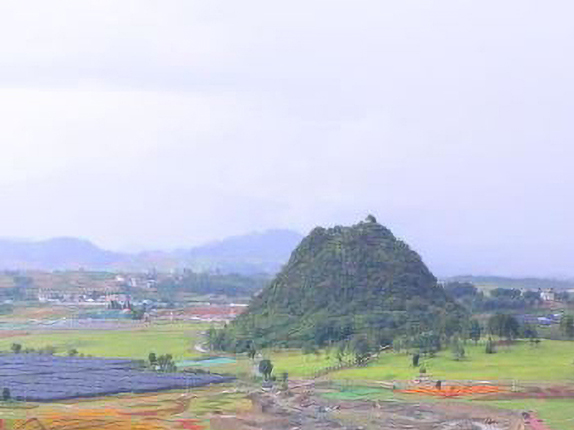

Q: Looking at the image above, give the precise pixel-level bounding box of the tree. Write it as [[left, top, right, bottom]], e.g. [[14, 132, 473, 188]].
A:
[[443, 282, 478, 299], [148, 352, 157, 366], [560, 315, 574, 339], [485, 337, 496, 354], [13, 275, 33, 290], [158, 354, 176, 372], [365, 214, 377, 223], [149, 353, 176, 372], [488, 314, 520, 341], [280, 372, 289, 390], [259, 359, 274, 381], [302, 343, 318, 355], [469, 320, 482, 344], [450, 337, 465, 361], [2, 388, 10, 401], [412, 353, 420, 367], [206, 327, 219, 350], [414, 332, 441, 356], [67, 348, 79, 357], [350, 336, 372, 365], [523, 290, 541, 303], [10, 343, 22, 354], [131, 308, 145, 320], [490, 288, 522, 300], [522, 324, 538, 341], [335, 343, 346, 364]]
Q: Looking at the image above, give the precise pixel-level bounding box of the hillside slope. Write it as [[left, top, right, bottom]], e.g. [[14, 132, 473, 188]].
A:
[[217, 217, 463, 350]]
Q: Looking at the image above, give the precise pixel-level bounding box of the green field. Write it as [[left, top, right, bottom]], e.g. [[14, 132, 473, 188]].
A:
[[4, 327, 572, 384], [0, 322, 209, 361], [478, 399, 574, 430], [268, 349, 341, 377], [2, 322, 574, 430], [208, 349, 351, 378], [209, 339, 574, 382], [327, 340, 574, 382]]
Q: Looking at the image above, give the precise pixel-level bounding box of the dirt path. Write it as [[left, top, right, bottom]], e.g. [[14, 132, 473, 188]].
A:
[[209, 381, 523, 430], [194, 343, 207, 353]]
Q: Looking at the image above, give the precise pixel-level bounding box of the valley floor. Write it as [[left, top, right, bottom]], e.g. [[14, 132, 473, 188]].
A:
[[1, 309, 573, 430]]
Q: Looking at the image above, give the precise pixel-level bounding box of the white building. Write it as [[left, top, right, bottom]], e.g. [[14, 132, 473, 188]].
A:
[[540, 288, 555, 301]]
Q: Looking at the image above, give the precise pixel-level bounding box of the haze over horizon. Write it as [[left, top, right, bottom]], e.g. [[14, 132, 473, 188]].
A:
[[1, 1, 573, 278]]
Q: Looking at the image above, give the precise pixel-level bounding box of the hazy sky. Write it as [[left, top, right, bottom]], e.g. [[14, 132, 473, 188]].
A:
[[1, 1, 573, 277]]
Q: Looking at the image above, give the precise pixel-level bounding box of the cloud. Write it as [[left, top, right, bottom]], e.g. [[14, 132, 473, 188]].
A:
[[0, 0, 573, 276]]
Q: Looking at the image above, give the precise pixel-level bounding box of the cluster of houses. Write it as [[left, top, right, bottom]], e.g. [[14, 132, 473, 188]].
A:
[[539, 288, 556, 302], [156, 303, 248, 323], [36, 273, 159, 305], [114, 275, 157, 289], [37, 289, 131, 305]]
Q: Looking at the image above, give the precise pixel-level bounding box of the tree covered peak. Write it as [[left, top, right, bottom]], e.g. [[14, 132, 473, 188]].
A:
[[215, 218, 463, 351]]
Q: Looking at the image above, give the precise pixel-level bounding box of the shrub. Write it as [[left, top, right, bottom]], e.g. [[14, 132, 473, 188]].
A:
[[485, 337, 496, 354], [412, 353, 420, 367]]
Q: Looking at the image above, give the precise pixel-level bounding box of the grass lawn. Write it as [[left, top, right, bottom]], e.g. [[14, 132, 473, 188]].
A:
[[212, 339, 574, 382], [208, 349, 343, 378], [326, 340, 574, 382], [0, 322, 210, 361], [320, 383, 399, 401], [267, 349, 341, 378]]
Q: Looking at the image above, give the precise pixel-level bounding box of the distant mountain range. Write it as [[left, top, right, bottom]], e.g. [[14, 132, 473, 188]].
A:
[[443, 275, 574, 290], [0, 229, 304, 274]]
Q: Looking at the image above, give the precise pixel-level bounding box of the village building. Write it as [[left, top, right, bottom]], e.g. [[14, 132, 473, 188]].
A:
[[540, 288, 556, 302]]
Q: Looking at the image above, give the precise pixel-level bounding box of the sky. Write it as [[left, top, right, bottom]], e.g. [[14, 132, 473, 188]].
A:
[[0, 0, 573, 277]]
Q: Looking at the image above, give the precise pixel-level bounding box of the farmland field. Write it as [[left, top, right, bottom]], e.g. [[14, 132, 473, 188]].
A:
[[0, 384, 249, 430], [318, 383, 574, 430], [206, 349, 347, 378], [326, 340, 574, 382], [1, 314, 573, 430], [266, 349, 341, 377], [209, 339, 574, 382], [0, 354, 232, 401], [209, 339, 574, 383], [0, 322, 210, 361]]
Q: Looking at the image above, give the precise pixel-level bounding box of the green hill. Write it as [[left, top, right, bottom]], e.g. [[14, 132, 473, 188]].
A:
[[214, 216, 464, 351]]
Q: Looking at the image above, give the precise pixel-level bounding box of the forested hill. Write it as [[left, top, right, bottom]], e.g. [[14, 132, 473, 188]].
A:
[[214, 216, 464, 351]]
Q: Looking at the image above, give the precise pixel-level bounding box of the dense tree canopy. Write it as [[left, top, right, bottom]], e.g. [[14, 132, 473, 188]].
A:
[[488, 313, 520, 340], [213, 219, 465, 351], [155, 271, 268, 297]]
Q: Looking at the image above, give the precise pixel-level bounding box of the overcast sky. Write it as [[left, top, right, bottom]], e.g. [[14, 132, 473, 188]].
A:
[[0, 1, 573, 277]]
